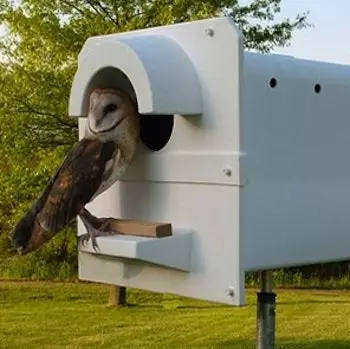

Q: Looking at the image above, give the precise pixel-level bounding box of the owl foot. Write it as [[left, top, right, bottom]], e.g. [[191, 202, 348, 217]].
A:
[[78, 208, 118, 252]]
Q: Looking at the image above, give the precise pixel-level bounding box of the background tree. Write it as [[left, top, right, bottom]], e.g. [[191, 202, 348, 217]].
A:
[[0, 0, 311, 278]]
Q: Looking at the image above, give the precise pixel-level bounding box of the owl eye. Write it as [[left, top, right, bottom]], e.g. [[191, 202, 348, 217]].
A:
[[103, 104, 118, 114]]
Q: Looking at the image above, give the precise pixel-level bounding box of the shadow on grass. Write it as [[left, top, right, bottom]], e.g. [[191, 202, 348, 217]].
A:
[[175, 304, 229, 309], [117, 303, 164, 309], [122, 303, 236, 310], [215, 340, 350, 348], [277, 299, 350, 305]]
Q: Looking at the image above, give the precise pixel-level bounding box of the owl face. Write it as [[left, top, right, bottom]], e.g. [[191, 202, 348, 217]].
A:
[[87, 88, 134, 136]]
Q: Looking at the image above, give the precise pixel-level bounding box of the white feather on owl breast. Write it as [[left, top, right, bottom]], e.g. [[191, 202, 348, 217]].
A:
[[86, 107, 140, 202], [91, 147, 130, 200]]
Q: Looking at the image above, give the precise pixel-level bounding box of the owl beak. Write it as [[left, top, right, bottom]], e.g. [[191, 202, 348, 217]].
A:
[[89, 113, 128, 135], [113, 113, 128, 129]]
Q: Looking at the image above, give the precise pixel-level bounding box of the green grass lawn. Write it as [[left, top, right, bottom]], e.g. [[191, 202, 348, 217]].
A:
[[0, 282, 349, 349]]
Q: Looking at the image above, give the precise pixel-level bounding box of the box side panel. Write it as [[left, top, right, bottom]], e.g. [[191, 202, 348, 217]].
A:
[[242, 52, 350, 270]]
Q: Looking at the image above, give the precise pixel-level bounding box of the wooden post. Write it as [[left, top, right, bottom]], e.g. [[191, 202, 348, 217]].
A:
[[108, 285, 127, 307]]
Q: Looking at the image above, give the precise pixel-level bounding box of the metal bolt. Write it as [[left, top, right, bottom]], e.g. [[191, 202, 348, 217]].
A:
[[223, 167, 232, 177], [226, 287, 235, 297], [205, 27, 215, 37]]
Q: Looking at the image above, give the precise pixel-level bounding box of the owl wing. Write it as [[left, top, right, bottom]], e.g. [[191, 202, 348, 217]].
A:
[[36, 137, 117, 233]]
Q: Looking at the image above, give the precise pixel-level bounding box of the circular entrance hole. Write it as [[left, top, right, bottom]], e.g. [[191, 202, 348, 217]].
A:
[[140, 114, 174, 151]]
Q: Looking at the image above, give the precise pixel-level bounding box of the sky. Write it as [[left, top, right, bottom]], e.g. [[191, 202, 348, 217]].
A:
[[271, 0, 350, 64], [0, 1, 349, 65]]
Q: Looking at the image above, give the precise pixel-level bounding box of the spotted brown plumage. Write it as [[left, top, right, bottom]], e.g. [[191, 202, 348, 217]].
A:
[[10, 88, 140, 255]]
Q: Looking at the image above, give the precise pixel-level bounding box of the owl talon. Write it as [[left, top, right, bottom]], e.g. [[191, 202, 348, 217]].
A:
[[78, 209, 121, 252], [79, 233, 92, 247], [79, 228, 100, 251], [91, 236, 99, 252], [79, 229, 118, 251]]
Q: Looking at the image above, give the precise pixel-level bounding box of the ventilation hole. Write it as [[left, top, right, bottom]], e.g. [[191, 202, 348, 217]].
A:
[[140, 114, 174, 151], [269, 78, 277, 88], [314, 84, 322, 94]]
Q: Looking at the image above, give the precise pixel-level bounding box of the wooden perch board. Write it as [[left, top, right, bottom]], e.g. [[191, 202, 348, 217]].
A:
[[102, 218, 172, 238]]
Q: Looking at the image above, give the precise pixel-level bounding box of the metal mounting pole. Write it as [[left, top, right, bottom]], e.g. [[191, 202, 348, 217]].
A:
[[256, 270, 276, 349]]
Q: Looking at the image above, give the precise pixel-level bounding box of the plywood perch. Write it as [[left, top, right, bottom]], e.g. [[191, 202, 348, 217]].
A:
[[103, 219, 172, 238], [84, 215, 173, 238]]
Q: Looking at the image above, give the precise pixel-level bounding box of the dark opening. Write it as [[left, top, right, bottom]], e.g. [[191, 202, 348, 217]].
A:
[[314, 83, 322, 94], [140, 114, 174, 151], [86, 67, 174, 151], [269, 78, 277, 88]]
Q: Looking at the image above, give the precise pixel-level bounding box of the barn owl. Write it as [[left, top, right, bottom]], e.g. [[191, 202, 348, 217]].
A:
[[10, 88, 140, 255]]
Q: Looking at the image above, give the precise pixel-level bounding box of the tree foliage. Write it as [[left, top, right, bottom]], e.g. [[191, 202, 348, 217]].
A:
[[0, 0, 309, 277]]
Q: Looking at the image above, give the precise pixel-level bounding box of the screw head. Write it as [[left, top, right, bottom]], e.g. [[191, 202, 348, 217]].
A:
[[223, 167, 232, 177], [205, 28, 215, 37], [225, 287, 235, 297]]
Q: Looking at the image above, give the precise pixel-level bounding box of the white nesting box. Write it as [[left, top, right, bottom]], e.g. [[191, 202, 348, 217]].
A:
[[69, 17, 350, 306]]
